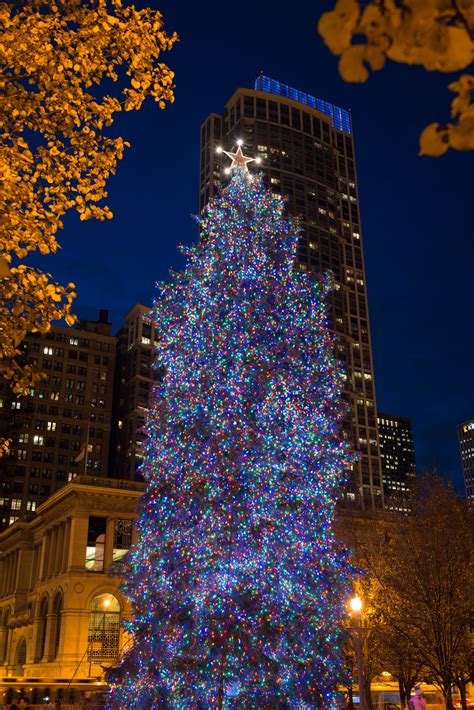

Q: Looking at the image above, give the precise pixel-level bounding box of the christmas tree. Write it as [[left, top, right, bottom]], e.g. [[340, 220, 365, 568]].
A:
[[108, 156, 353, 709]]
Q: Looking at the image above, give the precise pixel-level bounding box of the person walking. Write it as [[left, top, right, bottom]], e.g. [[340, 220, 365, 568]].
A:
[[410, 687, 427, 710]]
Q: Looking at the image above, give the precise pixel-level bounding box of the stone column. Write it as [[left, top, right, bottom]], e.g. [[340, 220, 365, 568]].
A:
[[40, 531, 51, 580], [67, 514, 89, 571], [61, 518, 71, 573], [48, 526, 58, 577]]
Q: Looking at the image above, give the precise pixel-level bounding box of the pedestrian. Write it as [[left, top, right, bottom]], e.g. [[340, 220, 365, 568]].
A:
[[410, 687, 427, 710], [18, 698, 31, 710]]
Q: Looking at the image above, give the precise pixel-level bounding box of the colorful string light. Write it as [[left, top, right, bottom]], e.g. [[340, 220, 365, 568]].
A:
[[107, 170, 353, 709]]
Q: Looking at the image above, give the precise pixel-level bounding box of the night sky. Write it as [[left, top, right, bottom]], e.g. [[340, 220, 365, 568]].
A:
[[40, 0, 472, 491]]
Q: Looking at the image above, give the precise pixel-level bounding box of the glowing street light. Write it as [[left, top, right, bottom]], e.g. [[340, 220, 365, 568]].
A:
[[350, 595, 362, 613], [349, 595, 366, 710]]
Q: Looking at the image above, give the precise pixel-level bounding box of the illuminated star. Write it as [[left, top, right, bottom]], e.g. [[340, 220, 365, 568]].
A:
[[222, 146, 256, 172]]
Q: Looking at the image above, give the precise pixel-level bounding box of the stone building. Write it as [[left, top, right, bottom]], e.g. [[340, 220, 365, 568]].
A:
[[0, 476, 144, 706]]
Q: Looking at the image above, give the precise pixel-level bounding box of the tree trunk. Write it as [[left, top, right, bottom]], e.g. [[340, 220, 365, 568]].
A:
[[347, 683, 354, 710], [458, 678, 467, 710], [398, 677, 407, 709], [363, 678, 373, 710], [443, 684, 455, 710]]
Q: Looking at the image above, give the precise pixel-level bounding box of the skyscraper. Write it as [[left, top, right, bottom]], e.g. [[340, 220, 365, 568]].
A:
[[110, 304, 162, 480], [377, 413, 416, 508], [0, 310, 116, 531], [200, 75, 383, 508], [458, 419, 474, 503]]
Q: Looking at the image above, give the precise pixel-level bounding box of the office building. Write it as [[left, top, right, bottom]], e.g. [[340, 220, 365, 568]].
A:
[[0, 475, 143, 706], [377, 413, 416, 507], [110, 304, 161, 480], [200, 75, 383, 508], [458, 419, 474, 502], [0, 310, 116, 531]]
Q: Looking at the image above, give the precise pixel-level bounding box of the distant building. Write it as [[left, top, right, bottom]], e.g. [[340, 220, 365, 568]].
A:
[[200, 74, 383, 509], [0, 310, 116, 530], [458, 419, 474, 502], [377, 413, 416, 507], [0, 475, 144, 706], [110, 304, 161, 480]]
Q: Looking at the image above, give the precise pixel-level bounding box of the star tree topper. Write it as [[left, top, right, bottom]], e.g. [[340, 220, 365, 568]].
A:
[[217, 142, 261, 173]]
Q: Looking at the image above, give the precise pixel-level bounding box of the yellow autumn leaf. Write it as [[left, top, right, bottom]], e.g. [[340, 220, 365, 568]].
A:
[[419, 122, 450, 156], [0, 257, 11, 278]]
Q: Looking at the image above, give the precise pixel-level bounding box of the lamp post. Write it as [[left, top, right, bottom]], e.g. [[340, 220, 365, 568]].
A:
[[350, 596, 366, 710]]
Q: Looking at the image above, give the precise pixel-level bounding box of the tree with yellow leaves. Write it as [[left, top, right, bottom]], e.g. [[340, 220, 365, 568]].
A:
[[318, 0, 473, 156], [0, 0, 177, 405]]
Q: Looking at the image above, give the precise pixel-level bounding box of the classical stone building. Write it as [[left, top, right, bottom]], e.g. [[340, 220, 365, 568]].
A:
[[0, 476, 144, 706]]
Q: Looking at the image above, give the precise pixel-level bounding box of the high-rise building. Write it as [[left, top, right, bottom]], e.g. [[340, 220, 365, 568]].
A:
[[377, 413, 416, 507], [0, 310, 116, 530], [200, 75, 383, 508], [110, 304, 161, 480], [457, 419, 474, 502]]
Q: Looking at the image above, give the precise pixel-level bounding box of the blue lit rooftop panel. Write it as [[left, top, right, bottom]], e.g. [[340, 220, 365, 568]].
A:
[[254, 75, 351, 134]]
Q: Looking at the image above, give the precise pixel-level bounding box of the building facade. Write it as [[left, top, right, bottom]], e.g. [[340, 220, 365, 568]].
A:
[[0, 476, 144, 706], [0, 311, 116, 531], [458, 419, 474, 502], [110, 304, 161, 481], [200, 75, 383, 508], [377, 413, 416, 508]]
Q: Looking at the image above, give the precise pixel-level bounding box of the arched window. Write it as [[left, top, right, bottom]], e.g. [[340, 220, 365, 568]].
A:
[[36, 597, 48, 661], [16, 637, 27, 672], [87, 593, 121, 660], [51, 593, 63, 659]]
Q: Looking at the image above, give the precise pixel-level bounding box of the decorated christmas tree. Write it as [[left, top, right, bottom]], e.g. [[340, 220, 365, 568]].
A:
[[108, 152, 353, 709]]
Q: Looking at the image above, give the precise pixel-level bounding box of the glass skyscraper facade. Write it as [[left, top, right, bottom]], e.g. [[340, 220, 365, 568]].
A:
[[378, 413, 416, 509], [199, 75, 384, 509]]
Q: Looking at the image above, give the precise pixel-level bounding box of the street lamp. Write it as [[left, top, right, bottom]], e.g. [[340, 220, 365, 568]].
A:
[[349, 596, 366, 710]]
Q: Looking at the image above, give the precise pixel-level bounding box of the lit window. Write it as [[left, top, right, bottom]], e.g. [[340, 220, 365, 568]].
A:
[[43, 346, 53, 355], [11, 499, 22, 511], [87, 594, 121, 660], [26, 500, 37, 512], [33, 435, 44, 446], [113, 519, 133, 562], [47, 421, 56, 431], [69, 337, 79, 346], [11, 401, 21, 410]]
